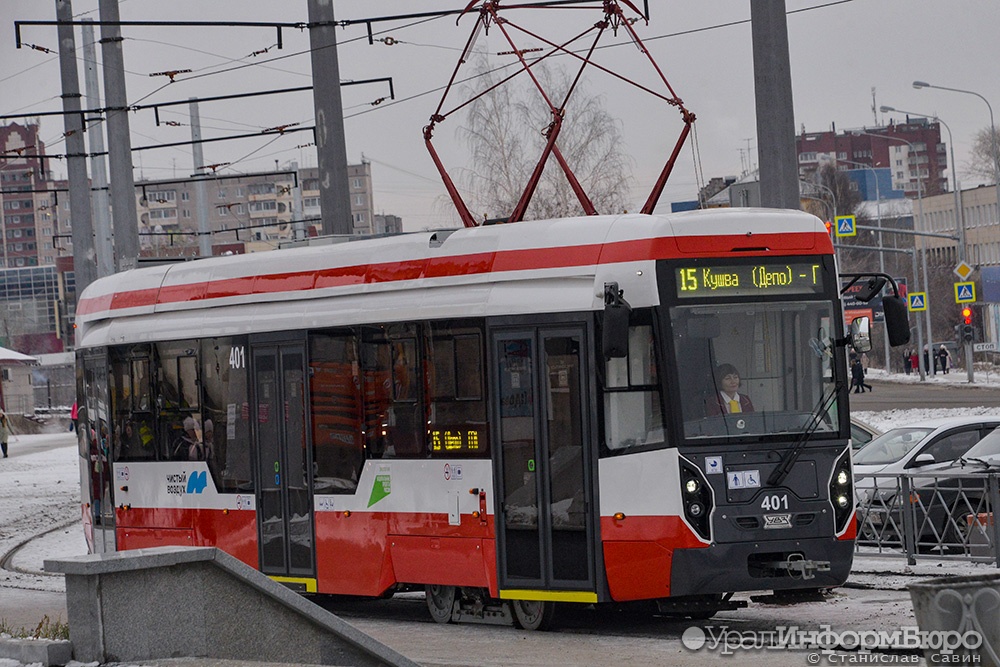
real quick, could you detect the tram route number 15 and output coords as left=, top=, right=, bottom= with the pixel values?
left=230, top=346, right=246, bottom=369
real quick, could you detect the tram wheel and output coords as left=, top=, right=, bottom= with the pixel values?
left=425, top=584, right=457, bottom=624
left=511, top=599, right=555, bottom=631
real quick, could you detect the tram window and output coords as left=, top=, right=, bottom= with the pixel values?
left=201, top=337, right=252, bottom=491
left=156, top=341, right=202, bottom=461
left=427, top=323, right=488, bottom=458
left=392, top=339, right=417, bottom=402
left=110, top=346, right=155, bottom=462
left=602, top=314, right=664, bottom=455
left=362, top=325, right=426, bottom=459
left=309, top=331, right=363, bottom=492
left=156, top=342, right=200, bottom=411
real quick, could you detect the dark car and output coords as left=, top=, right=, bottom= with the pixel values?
left=854, top=418, right=1000, bottom=551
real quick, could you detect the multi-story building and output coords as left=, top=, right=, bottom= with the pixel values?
left=300, top=161, right=376, bottom=236
left=136, top=160, right=390, bottom=256
left=0, top=264, right=75, bottom=354
left=796, top=119, right=948, bottom=197
left=0, top=123, right=67, bottom=270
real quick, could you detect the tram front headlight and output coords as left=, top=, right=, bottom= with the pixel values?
left=687, top=502, right=705, bottom=518
left=837, top=470, right=850, bottom=486
left=836, top=494, right=850, bottom=509
left=685, top=479, right=700, bottom=495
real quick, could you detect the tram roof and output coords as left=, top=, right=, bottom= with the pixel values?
left=75, top=209, right=830, bottom=348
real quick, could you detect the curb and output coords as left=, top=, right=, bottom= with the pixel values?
left=0, top=637, right=72, bottom=666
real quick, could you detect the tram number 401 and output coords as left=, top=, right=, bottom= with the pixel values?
left=229, top=346, right=246, bottom=369
left=760, top=494, right=789, bottom=511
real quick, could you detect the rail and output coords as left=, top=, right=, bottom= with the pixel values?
left=855, top=471, right=1000, bottom=566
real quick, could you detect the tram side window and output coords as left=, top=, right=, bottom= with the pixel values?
left=110, top=346, right=155, bottom=462
left=362, top=325, right=425, bottom=459
left=201, top=337, right=252, bottom=491
left=309, top=331, right=363, bottom=493
left=602, top=310, right=664, bottom=455
left=427, top=323, right=488, bottom=458
left=156, top=341, right=202, bottom=461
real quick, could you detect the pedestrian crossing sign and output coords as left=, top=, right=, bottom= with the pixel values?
left=955, top=282, right=976, bottom=304
left=834, top=215, right=856, bottom=237
left=908, top=292, right=927, bottom=311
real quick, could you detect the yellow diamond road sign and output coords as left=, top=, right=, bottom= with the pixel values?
left=954, top=261, right=974, bottom=280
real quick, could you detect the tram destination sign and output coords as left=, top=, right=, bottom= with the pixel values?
left=676, top=262, right=824, bottom=299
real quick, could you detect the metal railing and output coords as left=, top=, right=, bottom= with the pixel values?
left=855, top=471, right=1000, bottom=566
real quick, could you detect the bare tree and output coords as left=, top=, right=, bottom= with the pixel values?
left=459, top=60, right=632, bottom=222
left=964, top=126, right=1000, bottom=184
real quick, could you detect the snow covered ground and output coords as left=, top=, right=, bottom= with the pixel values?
left=1, top=378, right=999, bottom=666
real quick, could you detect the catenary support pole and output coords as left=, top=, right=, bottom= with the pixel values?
left=307, top=0, right=352, bottom=236
left=55, top=0, right=97, bottom=294
left=189, top=99, right=212, bottom=258
left=80, top=19, right=114, bottom=279
left=750, top=0, right=800, bottom=210
left=99, top=0, right=139, bottom=272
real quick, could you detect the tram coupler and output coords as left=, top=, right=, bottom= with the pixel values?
left=774, top=553, right=830, bottom=580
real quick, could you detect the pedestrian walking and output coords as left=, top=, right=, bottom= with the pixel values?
left=910, top=349, right=919, bottom=375
left=938, top=345, right=951, bottom=374
left=903, top=348, right=912, bottom=375
left=0, top=411, right=10, bottom=458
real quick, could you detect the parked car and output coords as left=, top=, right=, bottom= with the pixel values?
left=854, top=417, right=1000, bottom=548
left=906, top=427, right=1000, bottom=547
left=850, top=417, right=881, bottom=450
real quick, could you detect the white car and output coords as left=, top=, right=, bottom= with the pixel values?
left=854, top=417, right=1000, bottom=486
left=850, top=417, right=881, bottom=450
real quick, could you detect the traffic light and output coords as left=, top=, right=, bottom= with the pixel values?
left=962, top=306, right=973, bottom=325
left=962, top=324, right=975, bottom=342
left=824, top=220, right=832, bottom=235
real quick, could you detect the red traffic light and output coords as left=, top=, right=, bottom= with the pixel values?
left=824, top=220, right=832, bottom=235
left=962, top=307, right=973, bottom=325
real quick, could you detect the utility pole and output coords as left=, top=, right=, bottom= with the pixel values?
left=99, top=0, right=139, bottom=271
left=189, top=99, right=213, bottom=257
left=750, top=0, right=800, bottom=210
left=55, top=0, right=97, bottom=295
left=307, top=0, right=352, bottom=236
left=80, top=19, right=114, bottom=279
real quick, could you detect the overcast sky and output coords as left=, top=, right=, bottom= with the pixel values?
left=3, top=0, right=1000, bottom=231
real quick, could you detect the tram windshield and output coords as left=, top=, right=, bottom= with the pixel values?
left=669, top=300, right=839, bottom=441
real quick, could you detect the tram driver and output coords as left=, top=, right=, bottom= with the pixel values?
left=705, top=363, right=754, bottom=416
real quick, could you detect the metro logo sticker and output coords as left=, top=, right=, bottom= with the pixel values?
left=368, top=466, right=391, bottom=507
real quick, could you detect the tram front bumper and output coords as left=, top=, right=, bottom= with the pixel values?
left=669, top=537, right=853, bottom=597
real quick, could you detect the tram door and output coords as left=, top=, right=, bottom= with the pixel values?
left=251, top=341, right=316, bottom=587
left=82, top=353, right=116, bottom=553
left=492, top=325, right=596, bottom=595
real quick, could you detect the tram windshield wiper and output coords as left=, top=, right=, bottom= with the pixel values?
left=767, top=382, right=842, bottom=487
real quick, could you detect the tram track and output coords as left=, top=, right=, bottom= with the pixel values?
left=0, top=518, right=80, bottom=576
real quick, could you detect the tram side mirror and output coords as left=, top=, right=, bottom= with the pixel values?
left=882, top=295, right=911, bottom=347
left=603, top=282, right=630, bottom=359
left=850, top=317, right=872, bottom=353
left=855, top=277, right=887, bottom=303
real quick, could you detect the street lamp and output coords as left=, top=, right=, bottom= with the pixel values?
left=880, top=105, right=966, bottom=264
left=913, top=81, right=1000, bottom=224
left=851, top=130, right=928, bottom=380
left=799, top=178, right=837, bottom=220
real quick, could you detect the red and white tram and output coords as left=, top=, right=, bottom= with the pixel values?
left=75, top=209, right=879, bottom=627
